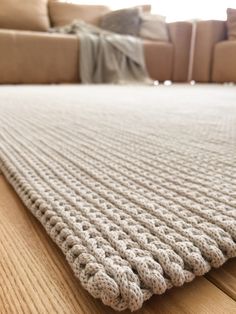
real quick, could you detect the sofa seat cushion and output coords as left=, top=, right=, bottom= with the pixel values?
left=0, top=30, right=78, bottom=84
left=0, top=30, right=173, bottom=84
left=49, top=2, right=110, bottom=27
left=212, top=40, right=236, bottom=82
left=143, top=40, right=173, bottom=81
left=0, top=0, right=50, bottom=31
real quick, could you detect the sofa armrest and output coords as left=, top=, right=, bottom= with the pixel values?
left=168, top=21, right=192, bottom=82
left=192, top=20, right=227, bottom=82
left=212, top=41, right=236, bottom=82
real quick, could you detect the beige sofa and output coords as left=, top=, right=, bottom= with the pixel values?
left=0, top=1, right=192, bottom=84
left=192, top=20, right=236, bottom=83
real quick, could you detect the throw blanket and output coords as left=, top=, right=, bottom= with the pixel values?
left=0, top=85, right=235, bottom=311
left=51, top=20, right=150, bottom=84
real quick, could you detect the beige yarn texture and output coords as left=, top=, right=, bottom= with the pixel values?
left=0, top=85, right=235, bottom=311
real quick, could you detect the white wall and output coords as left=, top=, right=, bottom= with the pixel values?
left=71, top=0, right=236, bottom=21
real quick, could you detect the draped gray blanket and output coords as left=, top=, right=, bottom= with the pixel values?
left=51, top=20, right=150, bottom=84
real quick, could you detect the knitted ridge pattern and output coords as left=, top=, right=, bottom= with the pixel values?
left=0, top=86, right=235, bottom=311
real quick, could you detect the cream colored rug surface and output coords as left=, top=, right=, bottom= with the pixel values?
left=0, top=85, right=235, bottom=311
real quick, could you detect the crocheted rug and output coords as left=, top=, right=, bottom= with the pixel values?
left=0, top=85, right=235, bottom=311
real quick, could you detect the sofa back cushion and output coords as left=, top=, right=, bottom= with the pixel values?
left=227, top=8, right=236, bottom=40
left=0, top=0, right=50, bottom=31
left=49, top=2, right=110, bottom=27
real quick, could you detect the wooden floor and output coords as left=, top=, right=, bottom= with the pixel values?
left=0, top=175, right=235, bottom=314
